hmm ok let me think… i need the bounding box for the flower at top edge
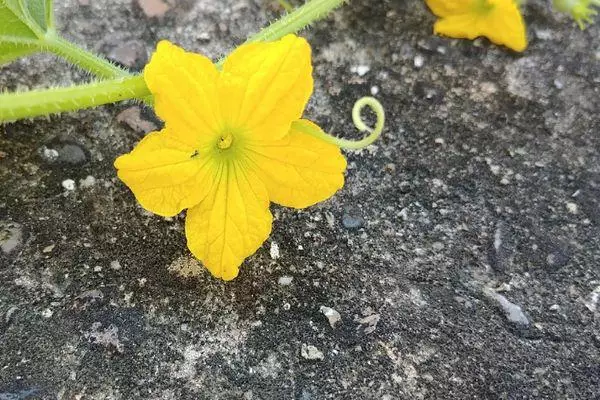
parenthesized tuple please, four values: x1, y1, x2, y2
(425, 0, 528, 52)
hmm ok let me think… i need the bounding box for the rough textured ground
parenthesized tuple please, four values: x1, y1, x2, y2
(1, 0, 599, 399)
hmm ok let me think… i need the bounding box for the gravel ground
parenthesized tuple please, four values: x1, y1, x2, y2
(1, 0, 599, 399)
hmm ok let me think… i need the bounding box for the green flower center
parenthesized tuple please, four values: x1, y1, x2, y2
(217, 133, 234, 149)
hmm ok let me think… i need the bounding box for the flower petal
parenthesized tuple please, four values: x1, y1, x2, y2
(432, 1, 527, 52)
(185, 161, 272, 280)
(425, 0, 470, 17)
(144, 40, 221, 148)
(481, 2, 527, 52)
(247, 119, 346, 209)
(220, 34, 313, 141)
(114, 130, 215, 217)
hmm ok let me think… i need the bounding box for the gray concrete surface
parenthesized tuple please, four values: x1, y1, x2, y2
(1, 0, 599, 398)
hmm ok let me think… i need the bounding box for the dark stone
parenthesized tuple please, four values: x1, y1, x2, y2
(108, 41, 148, 70)
(342, 212, 363, 229)
(56, 143, 88, 165)
(38, 140, 88, 166)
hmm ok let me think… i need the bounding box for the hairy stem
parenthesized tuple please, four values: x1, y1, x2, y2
(216, 0, 346, 67)
(0, 75, 149, 122)
(247, 0, 346, 43)
(44, 33, 130, 79)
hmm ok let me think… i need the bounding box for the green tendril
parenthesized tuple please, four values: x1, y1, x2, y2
(294, 96, 385, 150)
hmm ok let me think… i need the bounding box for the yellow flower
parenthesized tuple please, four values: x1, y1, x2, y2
(114, 35, 347, 280)
(425, 0, 527, 52)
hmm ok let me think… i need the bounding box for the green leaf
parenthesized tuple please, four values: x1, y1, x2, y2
(0, 0, 55, 64)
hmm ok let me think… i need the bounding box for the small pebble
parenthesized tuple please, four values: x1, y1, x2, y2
(41, 309, 53, 318)
(553, 79, 563, 89)
(484, 288, 530, 327)
(62, 179, 76, 191)
(342, 213, 363, 229)
(110, 260, 122, 270)
(277, 275, 294, 286)
(42, 244, 55, 253)
(301, 344, 324, 360)
(278, 276, 293, 286)
(0, 222, 22, 254)
(566, 202, 578, 214)
(269, 241, 280, 259)
(109, 41, 147, 68)
(41, 147, 59, 162)
(79, 175, 96, 189)
(370, 86, 379, 95)
(137, 0, 170, 17)
(351, 65, 370, 77)
(320, 306, 341, 328)
(57, 143, 87, 165)
(414, 55, 424, 68)
(116, 106, 158, 133)
(432, 242, 444, 251)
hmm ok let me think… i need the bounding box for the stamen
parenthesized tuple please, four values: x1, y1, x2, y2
(217, 133, 233, 149)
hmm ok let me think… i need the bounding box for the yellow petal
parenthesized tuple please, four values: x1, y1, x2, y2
(114, 130, 215, 217)
(247, 119, 346, 209)
(144, 40, 221, 148)
(185, 161, 272, 280)
(481, 1, 527, 52)
(432, 0, 527, 52)
(433, 14, 481, 40)
(425, 0, 471, 17)
(220, 34, 313, 141)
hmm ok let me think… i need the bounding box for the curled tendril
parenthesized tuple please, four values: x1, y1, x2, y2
(294, 96, 385, 150)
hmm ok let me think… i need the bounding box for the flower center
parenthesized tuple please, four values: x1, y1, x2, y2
(217, 133, 233, 150)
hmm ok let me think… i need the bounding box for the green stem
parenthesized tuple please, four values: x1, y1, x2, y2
(293, 97, 385, 150)
(44, 32, 130, 79)
(216, 0, 346, 67)
(0, 75, 149, 122)
(247, 0, 346, 43)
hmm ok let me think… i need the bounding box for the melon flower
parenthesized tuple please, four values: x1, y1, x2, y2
(425, 0, 527, 52)
(115, 35, 382, 280)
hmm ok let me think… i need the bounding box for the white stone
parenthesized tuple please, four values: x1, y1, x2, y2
(278, 276, 293, 286)
(62, 179, 76, 191)
(351, 65, 370, 76)
(269, 241, 280, 259)
(79, 175, 96, 188)
(414, 55, 424, 68)
(320, 306, 341, 328)
(566, 202, 578, 214)
(301, 344, 324, 360)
